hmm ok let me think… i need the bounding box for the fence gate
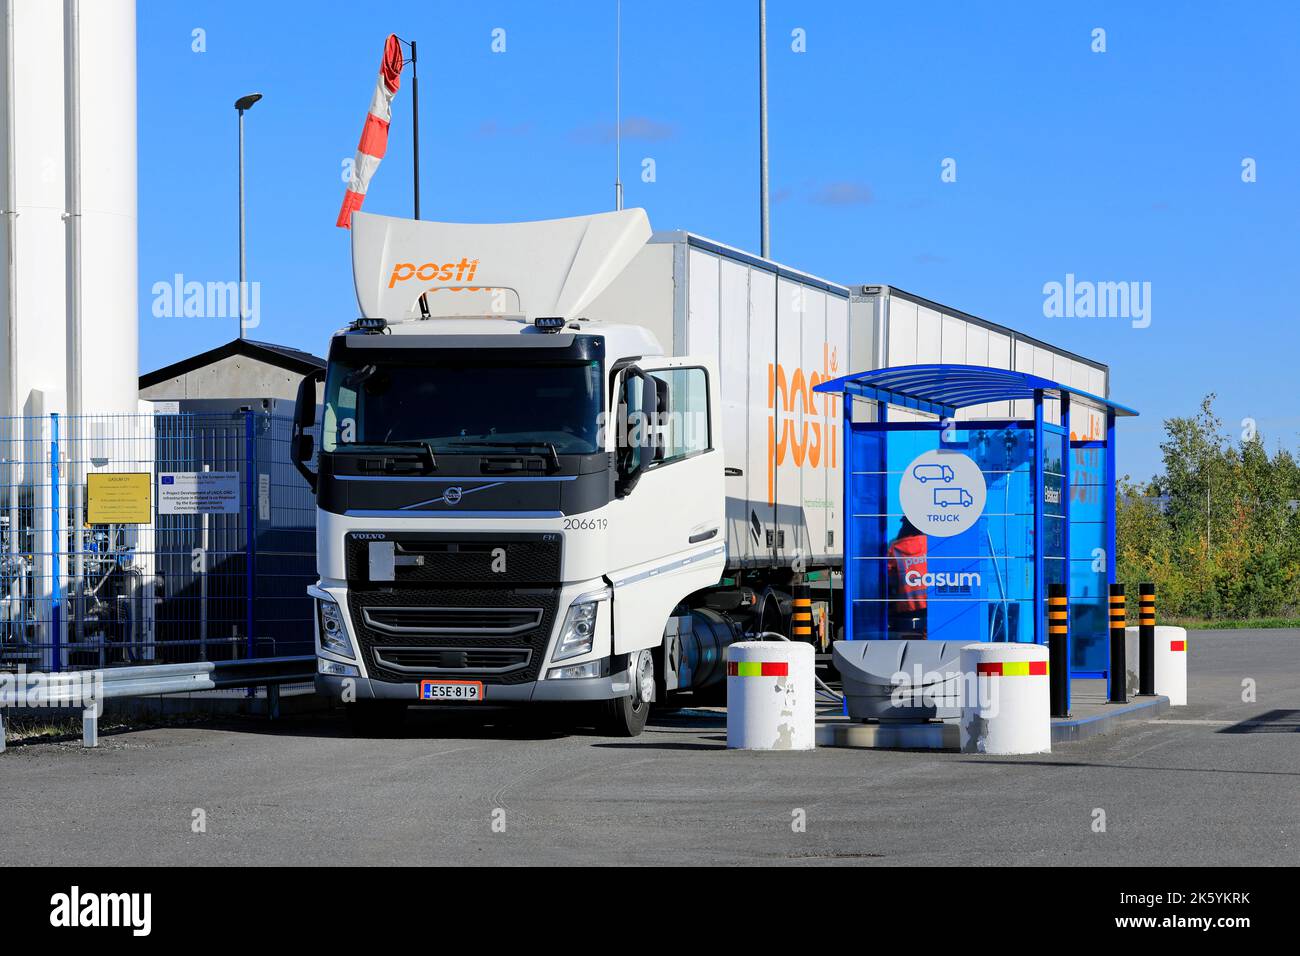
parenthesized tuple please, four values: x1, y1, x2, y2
(0, 410, 316, 673)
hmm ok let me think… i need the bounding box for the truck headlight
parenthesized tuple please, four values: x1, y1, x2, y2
(317, 599, 355, 659)
(552, 600, 600, 662)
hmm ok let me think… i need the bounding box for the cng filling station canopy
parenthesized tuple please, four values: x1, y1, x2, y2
(813, 364, 1137, 680)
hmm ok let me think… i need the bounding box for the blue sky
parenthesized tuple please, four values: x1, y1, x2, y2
(138, 1, 1300, 480)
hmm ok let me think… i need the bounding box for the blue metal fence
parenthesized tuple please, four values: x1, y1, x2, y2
(0, 410, 316, 673)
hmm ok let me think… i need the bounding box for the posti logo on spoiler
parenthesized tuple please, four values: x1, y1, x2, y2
(388, 258, 480, 288)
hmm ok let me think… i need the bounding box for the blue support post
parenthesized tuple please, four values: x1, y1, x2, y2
(1104, 409, 1117, 587)
(1032, 391, 1044, 646)
(843, 396, 854, 644)
(1104, 407, 1119, 703)
(244, 410, 256, 661)
(50, 413, 61, 673)
(842, 398, 853, 716)
(1061, 393, 1072, 713)
(876, 399, 888, 640)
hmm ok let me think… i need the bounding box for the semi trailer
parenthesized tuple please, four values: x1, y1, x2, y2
(295, 207, 1110, 736)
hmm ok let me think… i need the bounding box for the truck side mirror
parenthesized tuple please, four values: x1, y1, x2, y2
(615, 368, 657, 497)
(292, 368, 325, 493)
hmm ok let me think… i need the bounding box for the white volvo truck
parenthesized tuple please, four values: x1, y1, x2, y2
(295, 207, 860, 735)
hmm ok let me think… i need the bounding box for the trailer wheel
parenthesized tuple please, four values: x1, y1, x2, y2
(345, 701, 407, 737)
(596, 650, 652, 737)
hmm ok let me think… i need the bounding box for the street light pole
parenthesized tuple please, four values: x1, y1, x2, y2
(234, 93, 262, 340)
(758, 0, 769, 258)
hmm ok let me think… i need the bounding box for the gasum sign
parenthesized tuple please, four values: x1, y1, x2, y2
(900, 450, 987, 538)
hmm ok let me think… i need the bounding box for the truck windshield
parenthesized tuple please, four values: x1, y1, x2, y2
(321, 357, 603, 455)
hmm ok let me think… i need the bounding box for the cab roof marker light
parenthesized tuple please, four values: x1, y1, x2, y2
(534, 316, 566, 332)
(350, 316, 389, 333)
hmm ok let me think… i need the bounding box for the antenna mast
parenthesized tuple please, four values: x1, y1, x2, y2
(614, 0, 623, 210)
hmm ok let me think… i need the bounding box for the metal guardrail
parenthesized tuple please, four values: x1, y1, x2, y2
(0, 655, 316, 750)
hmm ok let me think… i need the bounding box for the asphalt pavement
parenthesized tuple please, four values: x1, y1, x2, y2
(2, 629, 1296, 865)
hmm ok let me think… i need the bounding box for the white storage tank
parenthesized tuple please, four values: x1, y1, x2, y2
(0, 0, 139, 419)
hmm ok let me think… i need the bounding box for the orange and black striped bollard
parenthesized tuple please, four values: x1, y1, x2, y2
(791, 584, 813, 643)
(1048, 583, 1069, 718)
(1138, 583, 1156, 695)
(1108, 583, 1127, 703)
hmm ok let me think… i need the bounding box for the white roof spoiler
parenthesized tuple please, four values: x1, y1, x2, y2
(351, 208, 652, 321)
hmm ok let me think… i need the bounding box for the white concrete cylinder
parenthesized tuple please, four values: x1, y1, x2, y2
(725, 641, 814, 751)
(959, 642, 1051, 755)
(1154, 625, 1187, 706)
(1125, 625, 1188, 706)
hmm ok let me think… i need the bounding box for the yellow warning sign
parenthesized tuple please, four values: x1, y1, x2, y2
(87, 472, 152, 524)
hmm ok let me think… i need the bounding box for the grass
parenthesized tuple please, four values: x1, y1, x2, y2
(1162, 616, 1300, 631)
(0, 714, 93, 744)
(0, 711, 208, 746)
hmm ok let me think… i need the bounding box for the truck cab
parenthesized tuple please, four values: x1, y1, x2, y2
(294, 209, 727, 735)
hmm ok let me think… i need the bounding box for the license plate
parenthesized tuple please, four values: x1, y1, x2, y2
(418, 679, 484, 702)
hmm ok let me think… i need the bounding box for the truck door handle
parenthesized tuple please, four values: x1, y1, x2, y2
(689, 528, 719, 544)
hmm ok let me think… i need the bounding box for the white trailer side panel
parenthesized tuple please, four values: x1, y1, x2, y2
(870, 287, 1109, 436)
(590, 234, 855, 570)
(718, 258, 752, 563)
(746, 267, 778, 564)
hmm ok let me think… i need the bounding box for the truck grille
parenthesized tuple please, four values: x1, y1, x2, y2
(348, 586, 559, 685)
(372, 646, 532, 675)
(362, 606, 543, 636)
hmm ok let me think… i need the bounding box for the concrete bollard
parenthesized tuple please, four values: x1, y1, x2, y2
(959, 642, 1051, 755)
(725, 641, 814, 751)
(1125, 625, 1187, 705)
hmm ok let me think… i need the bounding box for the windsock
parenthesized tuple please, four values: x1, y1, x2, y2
(337, 34, 404, 228)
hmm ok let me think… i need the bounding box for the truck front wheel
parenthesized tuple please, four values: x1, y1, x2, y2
(595, 651, 653, 737)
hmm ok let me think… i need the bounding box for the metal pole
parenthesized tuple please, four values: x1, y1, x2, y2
(758, 0, 769, 258)
(614, 0, 623, 211)
(243, 410, 256, 660)
(3, 0, 21, 624)
(199, 462, 209, 659)
(50, 413, 61, 671)
(410, 39, 420, 220)
(237, 107, 246, 339)
(63, 0, 84, 648)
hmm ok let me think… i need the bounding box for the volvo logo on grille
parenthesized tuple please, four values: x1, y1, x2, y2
(400, 482, 505, 511)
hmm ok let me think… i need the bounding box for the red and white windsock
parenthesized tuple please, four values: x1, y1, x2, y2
(337, 34, 404, 228)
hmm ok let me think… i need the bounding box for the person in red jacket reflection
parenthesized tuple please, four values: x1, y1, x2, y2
(887, 517, 928, 638)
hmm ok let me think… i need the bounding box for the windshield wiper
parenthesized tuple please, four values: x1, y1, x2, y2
(334, 441, 438, 472)
(446, 439, 561, 471)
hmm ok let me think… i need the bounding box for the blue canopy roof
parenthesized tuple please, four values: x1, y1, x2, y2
(812, 363, 1138, 418)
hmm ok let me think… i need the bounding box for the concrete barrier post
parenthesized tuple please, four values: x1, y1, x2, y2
(725, 641, 814, 751)
(959, 642, 1051, 755)
(1139, 583, 1156, 695)
(1108, 583, 1127, 704)
(1154, 625, 1188, 706)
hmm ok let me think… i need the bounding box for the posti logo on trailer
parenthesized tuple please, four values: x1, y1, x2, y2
(766, 343, 841, 505)
(388, 258, 481, 288)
